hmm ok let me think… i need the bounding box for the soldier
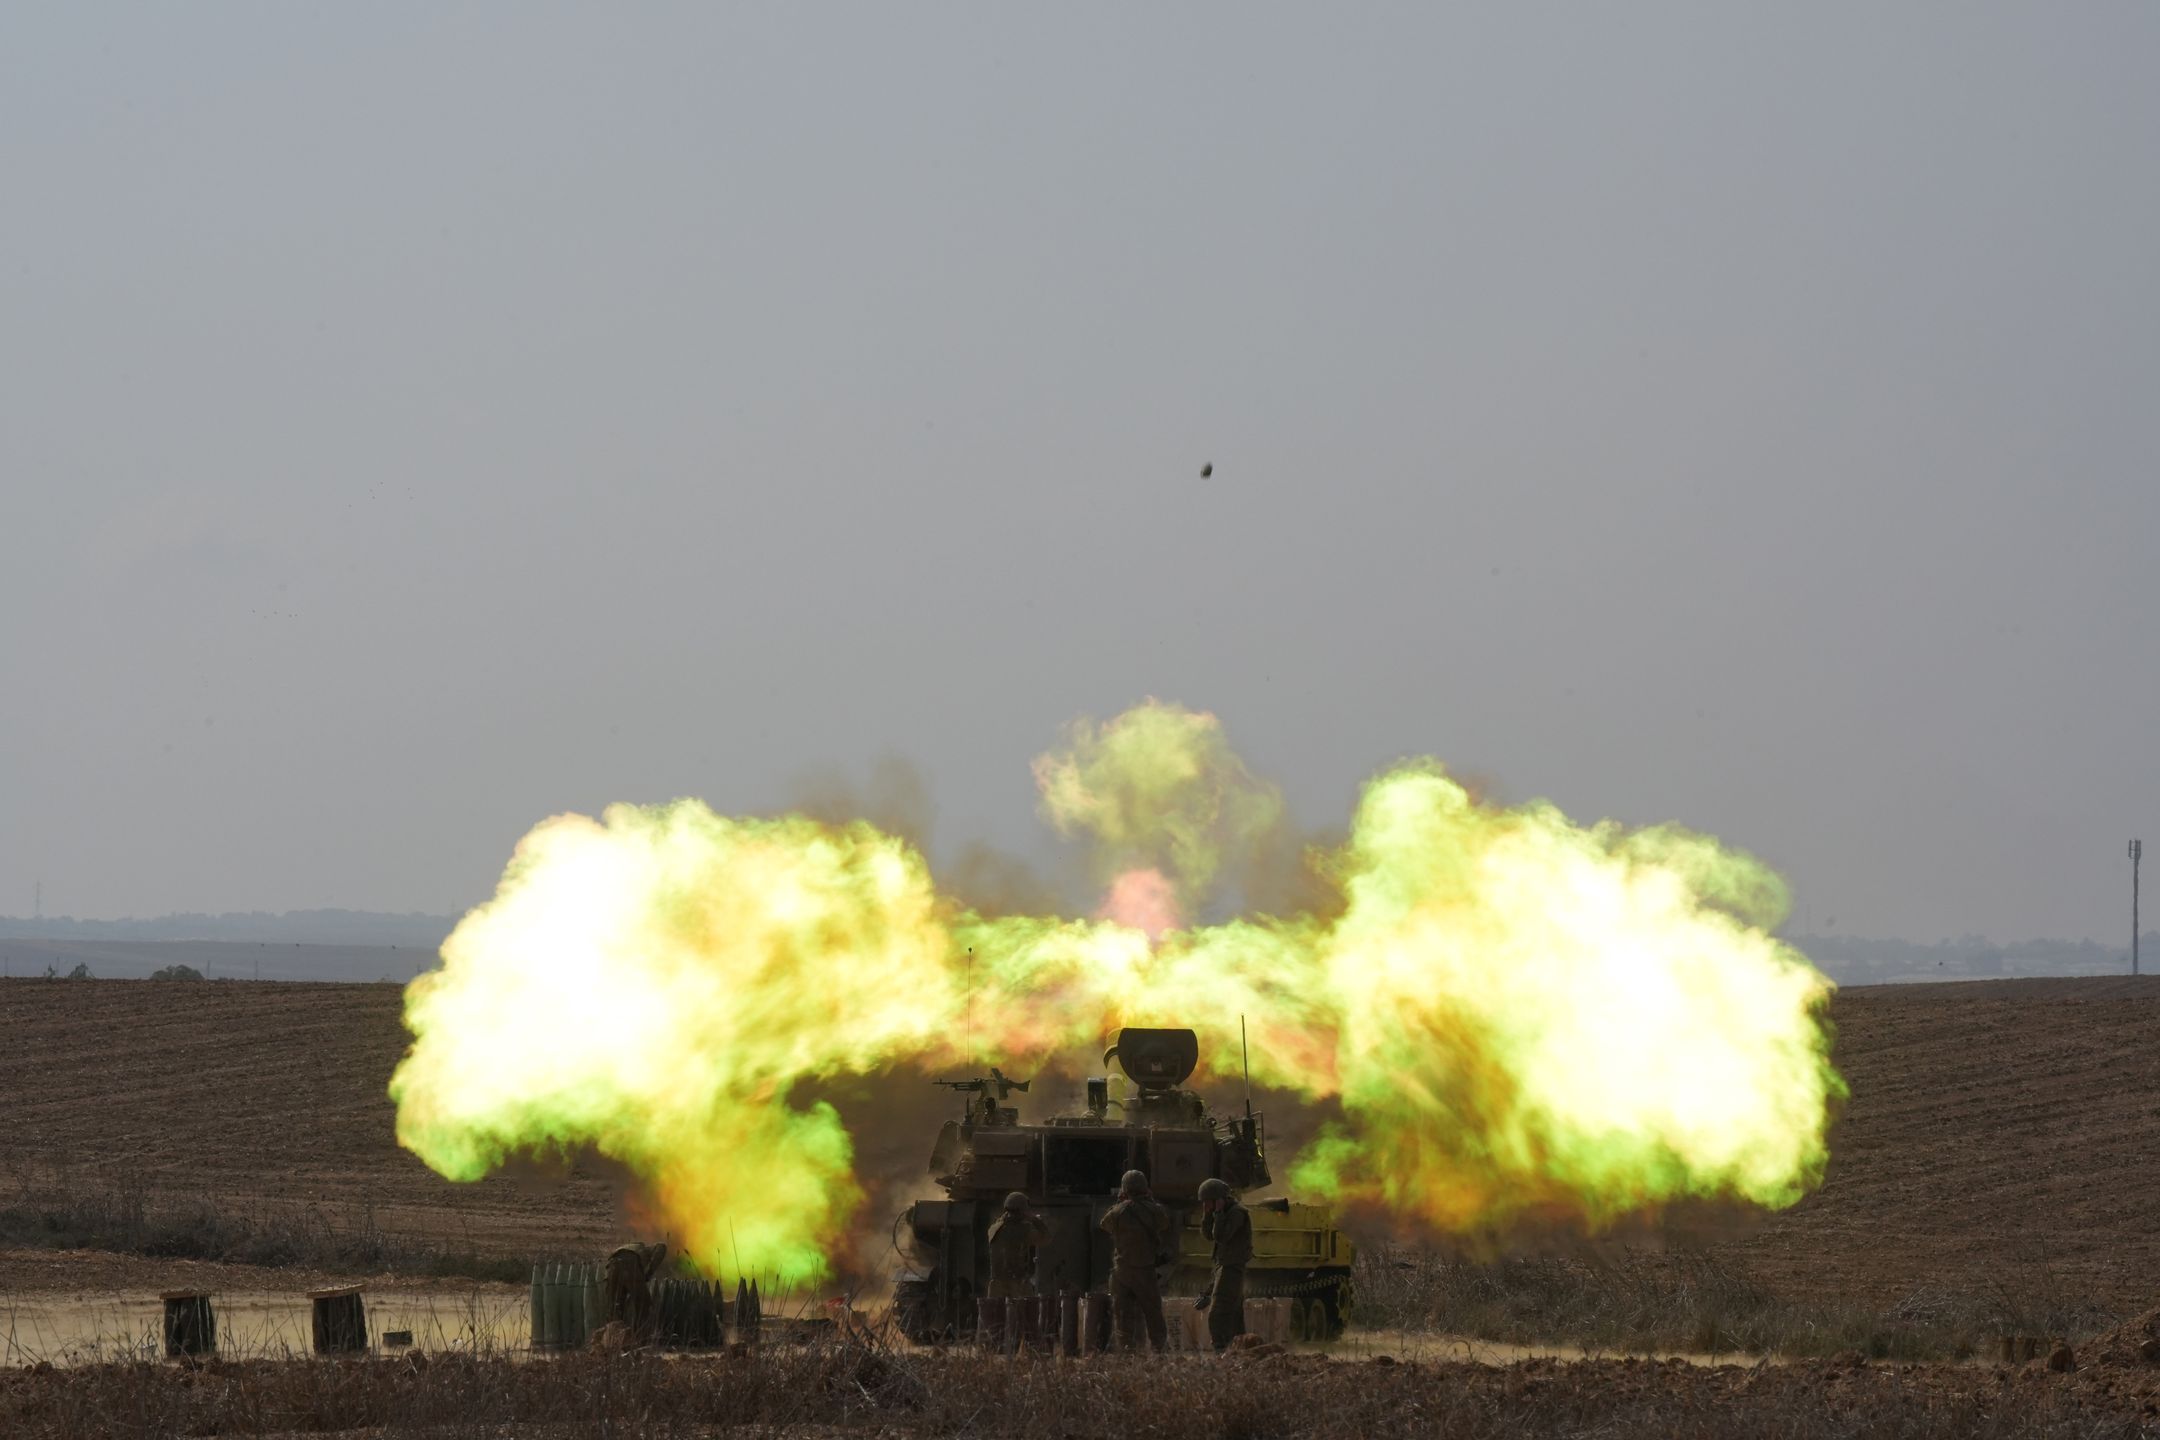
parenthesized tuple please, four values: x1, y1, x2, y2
(987, 1191, 1049, 1298)
(1193, 1177, 1250, 1351)
(602, 1241, 668, 1344)
(1098, 1169, 1171, 1352)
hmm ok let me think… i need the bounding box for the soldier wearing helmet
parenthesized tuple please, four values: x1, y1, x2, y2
(987, 1191, 1050, 1299)
(1098, 1170, 1172, 1352)
(1193, 1177, 1251, 1351)
(602, 1241, 668, 1345)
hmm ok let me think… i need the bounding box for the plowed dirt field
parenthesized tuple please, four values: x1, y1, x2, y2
(5, 976, 2160, 1314)
(0, 981, 620, 1276)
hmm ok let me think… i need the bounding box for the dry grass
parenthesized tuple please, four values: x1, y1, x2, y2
(1350, 1243, 2119, 1362)
(4, 1338, 2154, 1440)
(0, 1229, 2144, 1436)
(0, 1169, 526, 1285)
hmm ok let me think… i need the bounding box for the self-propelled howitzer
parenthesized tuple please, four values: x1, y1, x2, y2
(891, 1027, 1354, 1342)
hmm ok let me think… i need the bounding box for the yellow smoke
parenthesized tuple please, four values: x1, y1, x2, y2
(391, 705, 1841, 1280)
(391, 803, 958, 1280)
(1033, 700, 1283, 913)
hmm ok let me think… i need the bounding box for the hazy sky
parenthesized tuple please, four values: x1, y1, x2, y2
(3, 4, 2155, 943)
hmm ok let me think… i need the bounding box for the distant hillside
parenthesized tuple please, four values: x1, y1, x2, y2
(0, 938, 429, 983)
(1795, 931, 2155, 986)
(0, 909, 455, 948)
(1, 911, 2150, 987)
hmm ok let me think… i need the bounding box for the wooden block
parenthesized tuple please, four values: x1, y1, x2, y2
(162, 1293, 216, 1358)
(310, 1286, 368, 1354)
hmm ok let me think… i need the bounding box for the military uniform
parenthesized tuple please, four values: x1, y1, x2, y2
(1202, 1199, 1252, 1351)
(987, 1209, 1050, 1299)
(603, 1242, 666, 1342)
(1099, 1195, 1171, 1352)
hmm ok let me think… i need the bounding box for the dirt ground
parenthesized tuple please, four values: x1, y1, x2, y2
(6, 975, 2160, 1318)
(10, 1345, 2160, 1439)
(1723, 975, 2160, 1313)
(0, 1250, 525, 1300)
(2, 1284, 530, 1366)
(0, 980, 622, 1264)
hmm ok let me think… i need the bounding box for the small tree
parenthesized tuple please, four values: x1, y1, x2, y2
(149, 964, 205, 982)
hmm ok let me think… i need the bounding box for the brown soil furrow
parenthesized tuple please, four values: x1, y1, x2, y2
(7, 976, 2160, 1313)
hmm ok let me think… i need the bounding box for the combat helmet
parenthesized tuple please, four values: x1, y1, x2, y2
(1118, 1169, 1150, 1197)
(1003, 1191, 1029, 1214)
(1196, 1177, 1232, 1203)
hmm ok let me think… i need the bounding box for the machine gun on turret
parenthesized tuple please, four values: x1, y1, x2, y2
(933, 1067, 1031, 1126)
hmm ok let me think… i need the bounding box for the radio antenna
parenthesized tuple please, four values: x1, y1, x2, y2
(1240, 1013, 1252, 1117)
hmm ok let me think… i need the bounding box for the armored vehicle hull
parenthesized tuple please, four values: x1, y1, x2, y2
(890, 1028, 1355, 1342)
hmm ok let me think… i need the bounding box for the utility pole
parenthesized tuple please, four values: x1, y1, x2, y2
(2134, 840, 2144, 977)
(33, 880, 40, 920)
